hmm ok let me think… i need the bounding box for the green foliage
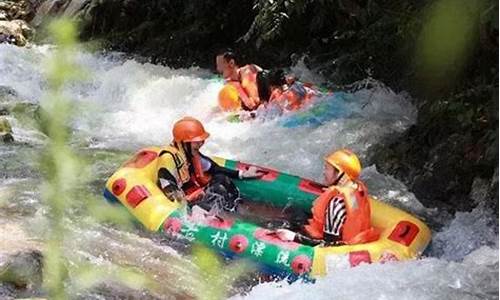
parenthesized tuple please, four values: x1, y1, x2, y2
(39, 18, 84, 300)
(415, 0, 485, 93)
(242, 0, 340, 47)
(242, 0, 371, 46)
(191, 245, 252, 300)
(38, 18, 152, 299)
(38, 18, 254, 299)
(242, 0, 294, 45)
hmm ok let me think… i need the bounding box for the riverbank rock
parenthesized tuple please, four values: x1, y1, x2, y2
(0, 0, 36, 22)
(0, 19, 33, 46)
(0, 222, 44, 299)
(0, 85, 18, 99)
(0, 251, 43, 290)
(0, 117, 14, 143)
(0, 0, 36, 46)
(369, 105, 498, 215)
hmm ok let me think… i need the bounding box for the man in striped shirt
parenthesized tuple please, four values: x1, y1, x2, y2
(323, 195, 347, 244)
(276, 149, 374, 246)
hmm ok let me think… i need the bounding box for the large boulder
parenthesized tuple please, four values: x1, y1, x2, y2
(0, 0, 36, 22)
(0, 19, 33, 46)
(0, 222, 44, 298)
(0, 0, 36, 46)
(0, 250, 43, 291)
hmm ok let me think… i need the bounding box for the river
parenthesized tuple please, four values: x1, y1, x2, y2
(0, 43, 498, 299)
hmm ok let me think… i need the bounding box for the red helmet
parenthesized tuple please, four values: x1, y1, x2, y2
(172, 117, 210, 142)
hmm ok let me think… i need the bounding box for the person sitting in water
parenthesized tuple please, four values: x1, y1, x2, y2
(267, 69, 319, 111)
(157, 116, 264, 212)
(216, 50, 264, 111)
(216, 50, 319, 112)
(276, 149, 379, 246)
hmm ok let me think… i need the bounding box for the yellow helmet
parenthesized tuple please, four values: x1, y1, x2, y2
(324, 149, 362, 180)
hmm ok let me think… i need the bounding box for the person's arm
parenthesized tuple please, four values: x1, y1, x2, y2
(276, 197, 346, 246)
(157, 168, 185, 202)
(199, 154, 240, 179)
(323, 196, 346, 245)
(293, 232, 324, 246)
(275, 229, 323, 246)
(200, 154, 264, 180)
(275, 197, 346, 246)
(240, 65, 261, 109)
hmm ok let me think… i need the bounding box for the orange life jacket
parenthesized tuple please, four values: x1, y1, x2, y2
(304, 180, 379, 245)
(191, 153, 211, 187)
(158, 145, 211, 201)
(283, 89, 302, 110)
(269, 83, 317, 111)
(182, 155, 212, 203)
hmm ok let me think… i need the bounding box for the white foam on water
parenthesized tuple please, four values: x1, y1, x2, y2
(232, 245, 498, 300)
(233, 202, 499, 299)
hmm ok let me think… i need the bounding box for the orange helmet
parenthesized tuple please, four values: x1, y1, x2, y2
(324, 149, 362, 180)
(218, 83, 241, 112)
(172, 117, 210, 142)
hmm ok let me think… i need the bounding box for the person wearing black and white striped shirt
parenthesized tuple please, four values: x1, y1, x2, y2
(276, 149, 375, 246)
(323, 196, 347, 243)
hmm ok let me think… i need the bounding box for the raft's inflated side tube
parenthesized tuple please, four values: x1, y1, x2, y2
(309, 198, 431, 276)
(104, 147, 181, 231)
(215, 157, 432, 277)
(211, 157, 321, 211)
(104, 152, 432, 279)
(104, 149, 316, 277)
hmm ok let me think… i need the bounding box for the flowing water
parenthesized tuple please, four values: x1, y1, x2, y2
(0, 43, 498, 299)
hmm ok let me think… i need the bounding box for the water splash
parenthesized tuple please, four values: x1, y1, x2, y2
(233, 246, 498, 300)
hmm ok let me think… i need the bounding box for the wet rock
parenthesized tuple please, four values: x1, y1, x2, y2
(0, 283, 16, 299)
(0, 85, 17, 99)
(0, 250, 44, 299)
(31, 0, 99, 28)
(0, 0, 35, 45)
(0, 19, 33, 46)
(0, 221, 44, 299)
(0, 117, 14, 143)
(0, 0, 36, 22)
(487, 168, 498, 216)
(470, 177, 491, 207)
(1, 133, 13, 143)
(0, 117, 11, 131)
(370, 103, 498, 214)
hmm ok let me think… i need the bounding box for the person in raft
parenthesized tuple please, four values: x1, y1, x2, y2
(157, 116, 264, 212)
(266, 69, 319, 111)
(275, 149, 379, 246)
(216, 49, 319, 112)
(216, 50, 263, 111)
